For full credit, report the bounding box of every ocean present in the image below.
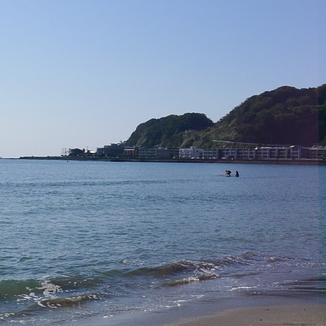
[0,159,325,325]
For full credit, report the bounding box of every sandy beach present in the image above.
[163,302,326,326]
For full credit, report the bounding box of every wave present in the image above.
[39,294,98,308]
[163,274,219,287]
[241,276,326,299]
[6,179,168,190]
[127,252,259,278]
[266,256,295,263]
[2,251,307,307]
[1,250,324,326]
[0,279,40,299]
[283,276,326,294]
[0,276,104,302]
[0,252,260,298]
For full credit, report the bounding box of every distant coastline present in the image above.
[18,156,326,166]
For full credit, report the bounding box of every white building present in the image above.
[179,147,204,159]
[203,148,218,159]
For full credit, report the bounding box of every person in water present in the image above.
[226,170,231,176]
[235,171,239,177]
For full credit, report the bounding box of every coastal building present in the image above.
[235,148,256,160]
[97,143,124,157]
[216,146,311,160]
[138,148,168,159]
[220,148,238,160]
[124,147,138,158]
[203,148,218,159]
[179,147,204,159]
[138,147,179,159]
[254,146,307,160]
[308,146,326,159]
[179,145,323,161]
[95,142,326,161]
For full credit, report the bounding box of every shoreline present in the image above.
[163,301,326,326]
[17,156,326,165]
[71,297,326,326]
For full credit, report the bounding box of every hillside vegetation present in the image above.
[125,113,214,148]
[125,84,326,148]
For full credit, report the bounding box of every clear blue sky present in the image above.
[1,0,325,157]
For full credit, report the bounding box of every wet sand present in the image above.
[163,302,326,326]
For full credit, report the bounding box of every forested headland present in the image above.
[125,84,326,148]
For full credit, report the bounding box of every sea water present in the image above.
[0,159,325,325]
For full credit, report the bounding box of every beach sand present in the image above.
[163,302,326,326]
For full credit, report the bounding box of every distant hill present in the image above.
[125,84,326,148]
[193,84,326,148]
[125,113,214,148]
